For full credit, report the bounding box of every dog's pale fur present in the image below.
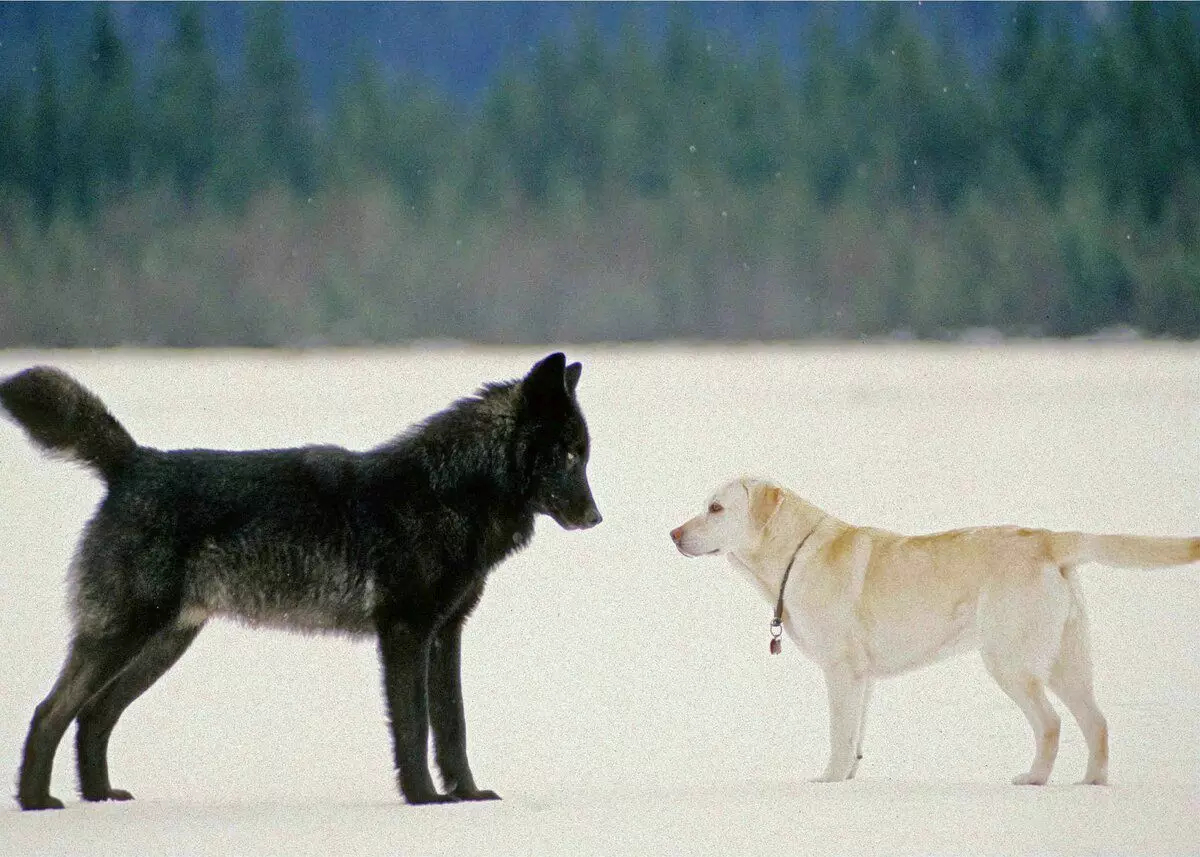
[671,477,1200,786]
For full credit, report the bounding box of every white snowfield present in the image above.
[0,344,1196,856]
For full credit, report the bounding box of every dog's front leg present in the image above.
[428,619,499,801]
[377,621,456,804]
[814,663,869,782]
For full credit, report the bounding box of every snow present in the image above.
[1,344,1197,856]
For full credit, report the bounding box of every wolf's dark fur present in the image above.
[1,353,601,810]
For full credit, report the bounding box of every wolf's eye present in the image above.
[566,451,578,466]
[708,501,724,514]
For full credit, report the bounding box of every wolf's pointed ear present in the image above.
[523,352,568,406]
[749,482,782,529]
[565,362,582,394]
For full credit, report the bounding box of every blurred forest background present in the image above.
[0,2,1197,347]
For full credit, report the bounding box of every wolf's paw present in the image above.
[406,791,462,805]
[84,787,134,802]
[454,787,501,801]
[19,793,65,811]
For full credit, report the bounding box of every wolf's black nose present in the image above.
[583,506,603,528]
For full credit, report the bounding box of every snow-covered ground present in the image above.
[1,344,1197,856]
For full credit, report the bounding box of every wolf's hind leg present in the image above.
[76,624,203,802]
[378,621,457,804]
[429,619,498,801]
[18,632,151,810]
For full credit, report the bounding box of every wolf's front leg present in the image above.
[377,622,457,804]
[428,620,499,801]
[814,663,869,782]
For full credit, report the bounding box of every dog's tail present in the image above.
[1051,531,1200,569]
[0,366,136,483]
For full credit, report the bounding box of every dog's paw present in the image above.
[848,754,863,779]
[1011,772,1049,786]
[809,773,850,783]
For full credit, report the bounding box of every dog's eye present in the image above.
[708,501,724,514]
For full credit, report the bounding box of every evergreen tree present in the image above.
[857,4,988,207]
[801,14,860,204]
[0,85,27,198]
[242,5,315,196]
[29,32,63,224]
[332,53,451,212]
[149,5,221,206]
[1085,4,1200,222]
[994,5,1084,203]
[719,44,789,189]
[331,52,393,183]
[660,4,724,183]
[567,14,617,197]
[608,20,669,195]
[69,4,138,218]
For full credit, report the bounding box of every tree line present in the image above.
[0,4,1197,346]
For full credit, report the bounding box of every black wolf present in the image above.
[1,353,601,810]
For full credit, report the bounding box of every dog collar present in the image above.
[769,517,825,655]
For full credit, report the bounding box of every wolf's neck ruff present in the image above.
[769,515,826,655]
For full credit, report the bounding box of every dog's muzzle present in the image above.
[670,526,716,557]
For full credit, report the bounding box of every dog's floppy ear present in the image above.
[748,482,782,529]
[565,361,582,394]
[522,352,569,408]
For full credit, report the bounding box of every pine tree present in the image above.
[69,4,138,218]
[1085,4,1200,222]
[994,5,1083,203]
[0,84,27,198]
[242,5,315,196]
[801,13,859,204]
[29,32,63,224]
[332,52,451,212]
[149,5,221,206]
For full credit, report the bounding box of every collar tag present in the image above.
[769,516,826,658]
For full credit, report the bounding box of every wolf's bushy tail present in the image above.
[1051,531,1200,568]
[0,366,136,482]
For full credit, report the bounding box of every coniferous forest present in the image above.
[0,3,1197,346]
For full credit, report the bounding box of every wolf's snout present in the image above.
[581,505,603,528]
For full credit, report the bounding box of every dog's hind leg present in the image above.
[428,618,499,801]
[980,566,1070,785]
[1048,582,1108,785]
[75,624,203,802]
[18,632,152,810]
[983,657,1061,785]
[848,678,874,779]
